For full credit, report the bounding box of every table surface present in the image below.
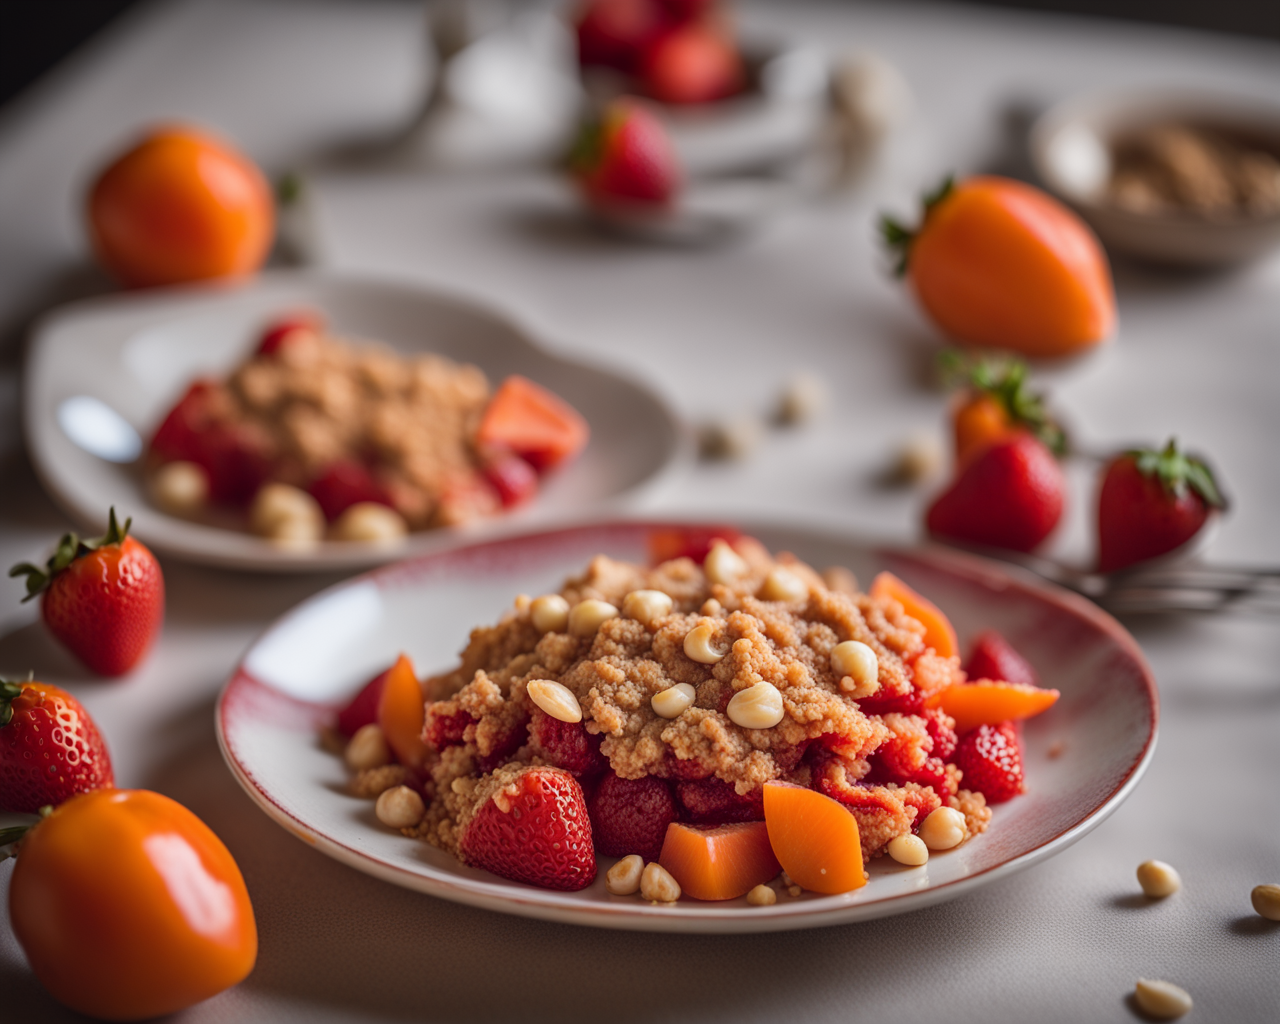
[2,1,1279,1021]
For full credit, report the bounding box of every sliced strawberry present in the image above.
[639,23,744,105]
[952,721,1024,803]
[570,97,682,206]
[675,776,764,823]
[926,433,1065,553]
[308,460,390,522]
[150,384,271,506]
[457,765,596,891]
[527,708,607,776]
[922,706,958,761]
[965,629,1039,688]
[587,771,678,861]
[482,453,540,509]
[150,380,218,466]
[423,704,476,750]
[336,666,390,738]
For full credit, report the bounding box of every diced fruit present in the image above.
[675,775,764,823]
[482,452,540,508]
[336,666,390,738]
[476,376,590,473]
[376,654,427,770]
[256,312,322,356]
[658,819,780,900]
[423,703,474,749]
[762,781,866,895]
[926,434,1065,554]
[588,772,678,862]
[928,680,1059,735]
[575,0,666,73]
[921,705,958,761]
[965,629,1039,688]
[952,722,1024,803]
[1097,438,1225,574]
[456,766,596,891]
[869,571,958,660]
[308,460,390,522]
[149,382,271,505]
[639,23,744,105]
[528,709,607,776]
[648,524,742,565]
[569,98,682,207]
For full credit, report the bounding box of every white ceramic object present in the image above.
[1031,90,1280,266]
[25,272,684,571]
[216,520,1157,933]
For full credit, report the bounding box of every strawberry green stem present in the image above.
[0,806,52,862]
[8,507,132,602]
[940,351,1068,456]
[879,175,954,277]
[1130,439,1225,507]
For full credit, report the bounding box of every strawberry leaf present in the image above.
[879,174,955,278]
[8,507,133,602]
[941,351,1068,456]
[1129,438,1225,507]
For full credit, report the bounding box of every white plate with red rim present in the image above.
[215,520,1157,933]
[24,271,685,572]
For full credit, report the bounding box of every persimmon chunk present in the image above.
[763,782,866,895]
[376,654,428,770]
[928,679,1060,735]
[658,820,780,901]
[476,375,589,472]
[869,571,959,659]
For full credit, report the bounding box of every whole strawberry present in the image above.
[10,509,164,677]
[0,679,114,812]
[1097,439,1225,573]
[457,765,596,891]
[587,771,677,862]
[952,721,1024,804]
[926,434,1065,553]
[569,97,681,207]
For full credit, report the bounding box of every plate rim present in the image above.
[23,269,691,572]
[215,519,1159,933]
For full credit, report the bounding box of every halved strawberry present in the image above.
[569,97,681,206]
[952,721,1024,803]
[336,665,390,738]
[587,771,678,861]
[965,629,1038,688]
[457,766,596,891]
[527,708,607,776]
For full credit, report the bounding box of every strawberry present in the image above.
[639,23,743,105]
[647,524,742,565]
[926,434,1065,553]
[308,460,391,522]
[527,708,607,776]
[675,776,764,823]
[965,629,1039,688]
[587,771,677,861]
[481,452,540,509]
[952,721,1024,803]
[922,706,958,761]
[456,765,596,890]
[336,666,390,738]
[10,509,164,677]
[256,311,323,357]
[575,0,666,73]
[0,679,114,812]
[570,97,681,207]
[150,381,271,505]
[1097,438,1225,573]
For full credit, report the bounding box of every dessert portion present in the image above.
[332,532,1060,900]
[146,314,588,544]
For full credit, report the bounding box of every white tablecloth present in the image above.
[1,1,1279,1020]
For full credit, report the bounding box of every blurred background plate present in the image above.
[24,271,686,571]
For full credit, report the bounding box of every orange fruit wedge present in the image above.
[658,820,780,901]
[869,571,959,659]
[762,782,866,895]
[927,679,1060,735]
[376,653,427,770]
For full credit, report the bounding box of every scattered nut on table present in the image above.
[1250,883,1280,921]
[1133,978,1192,1019]
[1137,860,1182,898]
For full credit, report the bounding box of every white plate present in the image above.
[216,520,1157,933]
[25,272,685,571]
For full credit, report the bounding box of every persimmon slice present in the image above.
[376,654,427,770]
[869,571,959,659]
[658,820,780,901]
[763,782,866,895]
[928,679,1060,735]
[476,375,589,472]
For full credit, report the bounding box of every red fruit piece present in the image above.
[477,376,590,474]
[457,765,596,891]
[575,0,666,73]
[308,460,390,522]
[926,434,1065,553]
[1097,438,1225,574]
[587,771,678,861]
[336,666,390,738]
[10,510,164,677]
[0,680,114,813]
[675,776,764,823]
[647,524,742,565]
[952,721,1024,804]
[639,24,744,105]
[256,311,323,356]
[922,706,958,762]
[482,453,540,509]
[527,708,607,776]
[570,97,682,206]
[150,382,271,505]
[965,629,1039,688]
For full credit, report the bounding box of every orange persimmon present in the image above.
[883,175,1115,357]
[869,571,959,659]
[953,392,1020,469]
[87,125,274,288]
[476,376,590,472]
[928,679,1060,735]
[762,782,866,895]
[376,653,428,770]
[658,820,780,901]
[8,789,257,1021]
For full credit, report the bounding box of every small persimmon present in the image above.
[87,125,274,288]
[882,175,1115,357]
[868,571,958,660]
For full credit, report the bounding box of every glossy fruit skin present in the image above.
[639,24,743,105]
[965,629,1039,688]
[41,536,164,678]
[952,721,1024,803]
[571,98,681,206]
[926,434,1065,553]
[576,0,666,73]
[87,126,274,288]
[0,682,114,813]
[457,765,596,891]
[9,789,257,1021]
[909,176,1115,356]
[1097,454,1213,573]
